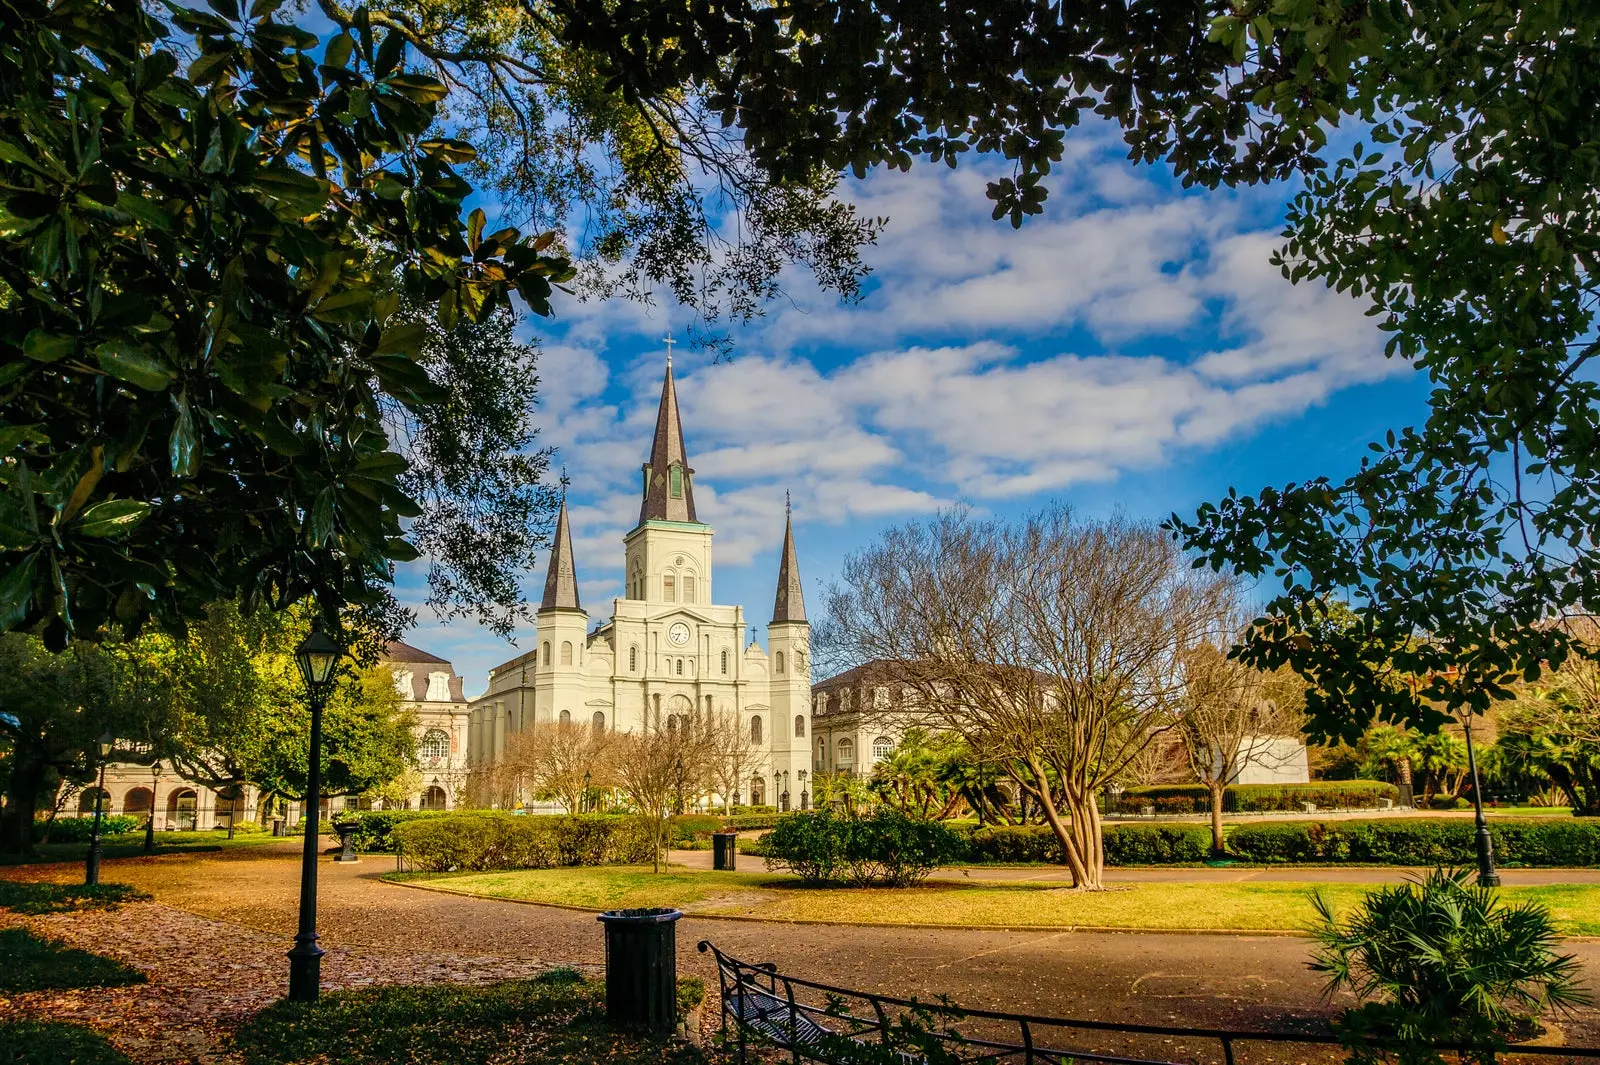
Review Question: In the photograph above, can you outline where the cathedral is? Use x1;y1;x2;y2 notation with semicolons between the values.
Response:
467;358;814;809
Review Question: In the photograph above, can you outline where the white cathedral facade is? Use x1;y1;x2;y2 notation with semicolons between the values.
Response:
467;359;814;809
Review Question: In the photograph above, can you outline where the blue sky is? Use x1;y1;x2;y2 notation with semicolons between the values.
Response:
395;121;1432;697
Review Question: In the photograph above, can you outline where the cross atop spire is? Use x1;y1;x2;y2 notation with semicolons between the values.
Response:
771;495;806;625
662;334;676;367
638;354;698;524
540;496;582;612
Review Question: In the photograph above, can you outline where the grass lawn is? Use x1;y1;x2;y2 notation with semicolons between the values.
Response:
0;1021;135;1065
232;970;707;1065
0;880;150;915
1486;806;1574;817
0;927;145;992
410;866;1600;935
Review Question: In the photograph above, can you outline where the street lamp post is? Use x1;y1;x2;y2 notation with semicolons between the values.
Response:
85;732;113;886
1463;714;1501;887
583;770;592;814
288;616;342;1002
144;763;159;855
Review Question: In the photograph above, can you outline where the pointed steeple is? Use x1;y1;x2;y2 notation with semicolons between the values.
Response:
771;492;806;624
541;495;582;611
639;345;698;524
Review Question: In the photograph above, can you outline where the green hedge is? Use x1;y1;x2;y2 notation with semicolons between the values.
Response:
719;813;790;831
327;810;457;852
1115;781;1399;814
34;816;142;842
762;810;965;886
392;814;658;872
1226;818;1600;866
962;824;1209;865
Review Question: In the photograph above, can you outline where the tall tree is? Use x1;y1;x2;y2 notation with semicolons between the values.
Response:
0;633;167;854
544;0;1600;741
820;506;1230;888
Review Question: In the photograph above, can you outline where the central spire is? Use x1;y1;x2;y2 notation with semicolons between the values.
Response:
540;495;581;611
771;493;806;624
639;350;698;524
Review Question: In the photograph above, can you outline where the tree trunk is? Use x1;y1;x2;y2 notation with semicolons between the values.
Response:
0;752;50;856
1027;758;1102;888
1209;781;1226;855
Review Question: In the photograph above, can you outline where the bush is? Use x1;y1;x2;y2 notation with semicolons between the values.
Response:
963;824;1209;865
331;810;456;852
1115;781;1399;814
1226;817;1600;866
763;810;964;886
34;815;142;842
667;815;723;843
719;813;789;831
392;814;660;872
1311;869;1587;1059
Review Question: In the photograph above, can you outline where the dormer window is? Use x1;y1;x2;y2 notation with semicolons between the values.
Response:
425;671;451;701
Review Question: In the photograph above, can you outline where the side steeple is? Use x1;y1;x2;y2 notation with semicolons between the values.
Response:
639;344;698;524
771;492;805;624
540;496;582;611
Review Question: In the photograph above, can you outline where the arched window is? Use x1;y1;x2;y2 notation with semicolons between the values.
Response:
794;715;806;739
750;716;763;745
629;645;638;672
669;466;683;498
77;788;110;814
663;574;676;602
559;709;572;725
592;711;606;731
720;649;729;674
542;641;551;666
775;651;785;674
420;729;450;765
873;736;893;761
560;641;573;665
675;658;683;676
421;786;448;811
837;738;854;768
682;575;696;603
796;651;806;672
750;775;765;806
122;787;154;820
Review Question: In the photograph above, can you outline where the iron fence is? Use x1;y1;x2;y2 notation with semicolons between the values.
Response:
698;940;1600;1065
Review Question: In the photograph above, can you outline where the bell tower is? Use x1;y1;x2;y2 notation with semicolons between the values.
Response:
624;345;713;607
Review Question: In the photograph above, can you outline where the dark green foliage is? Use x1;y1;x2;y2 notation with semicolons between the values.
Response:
1117;782;1399;814
326;810;452;853
667;815;724;843
717;813;788;831
392;814;656;871
0;880;150;914
232;976;708;1065
34;815;142;842
962;824;1209;865
0;1021;135;1065
1228;819;1600;867
1312;869;1588;1065
0;0;570;647
762;809;964;886
0;927;145;991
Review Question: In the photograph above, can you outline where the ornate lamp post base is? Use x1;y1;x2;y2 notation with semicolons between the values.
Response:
287;935;324;1001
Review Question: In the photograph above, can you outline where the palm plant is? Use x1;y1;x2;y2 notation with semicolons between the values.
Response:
1310;868;1587;1065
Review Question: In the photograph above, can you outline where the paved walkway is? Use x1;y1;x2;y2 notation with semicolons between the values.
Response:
9;843;1600;1051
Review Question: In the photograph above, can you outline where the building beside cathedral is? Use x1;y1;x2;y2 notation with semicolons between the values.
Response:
468;359;814;809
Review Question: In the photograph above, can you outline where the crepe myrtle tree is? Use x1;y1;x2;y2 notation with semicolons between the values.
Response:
819;506;1233;889
0;0;573;649
544;0;1600;744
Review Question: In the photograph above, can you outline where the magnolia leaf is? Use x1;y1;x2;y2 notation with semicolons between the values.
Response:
74;499;152;538
94;341;174;390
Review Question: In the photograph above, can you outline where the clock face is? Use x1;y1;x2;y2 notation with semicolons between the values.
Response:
667;622;691;646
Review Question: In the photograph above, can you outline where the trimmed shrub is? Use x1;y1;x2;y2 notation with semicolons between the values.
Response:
1226;817;1600;866
34;816;141;842
719;812;790;832
392;814;658;871
963;824;1209;865
667;815;723;843
1116;781;1399;814
763;810;963;886
333;810;456;852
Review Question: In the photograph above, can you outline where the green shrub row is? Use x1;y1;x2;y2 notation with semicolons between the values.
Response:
392;814;658;871
762;810;964;886
957;823;1210;865
1227;818;1600;866
324;810;456;852
33;816;143;842
1115;781;1399;814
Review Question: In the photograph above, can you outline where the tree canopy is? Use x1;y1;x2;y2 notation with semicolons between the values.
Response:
543;0;1600;741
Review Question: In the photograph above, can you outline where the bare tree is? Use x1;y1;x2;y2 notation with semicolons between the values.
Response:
703;707;762;813
613;723;711;871
1178;635;1308;853
523;721;616;812
819;506;1230;889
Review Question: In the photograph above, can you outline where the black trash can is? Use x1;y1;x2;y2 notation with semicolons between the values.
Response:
598;908;681;1035
271;818;286;837
712;831;738;871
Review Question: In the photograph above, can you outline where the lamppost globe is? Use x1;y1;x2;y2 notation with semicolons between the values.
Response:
295;619;341;692
97;732;113;758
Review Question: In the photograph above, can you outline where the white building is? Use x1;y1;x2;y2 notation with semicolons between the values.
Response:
469;359;814;808
382;640;471;810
